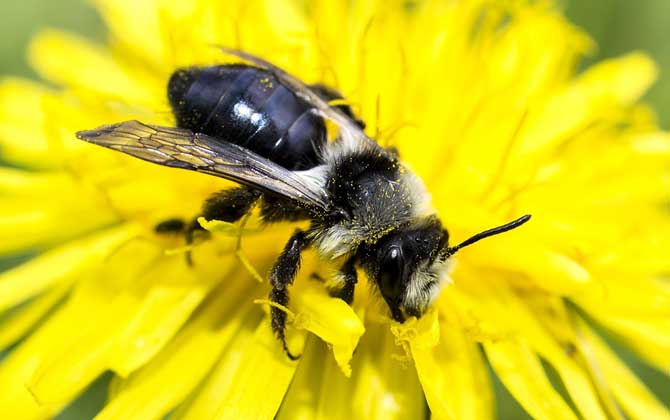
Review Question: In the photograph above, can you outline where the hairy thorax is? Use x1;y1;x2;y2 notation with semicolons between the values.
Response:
307;142;433;259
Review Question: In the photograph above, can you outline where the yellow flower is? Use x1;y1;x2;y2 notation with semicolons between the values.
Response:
1;0;669;419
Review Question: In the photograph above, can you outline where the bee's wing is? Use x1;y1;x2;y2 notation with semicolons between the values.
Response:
220;48;380;149
76;120;330;212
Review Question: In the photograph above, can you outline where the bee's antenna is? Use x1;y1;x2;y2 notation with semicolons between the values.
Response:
446;214;532;256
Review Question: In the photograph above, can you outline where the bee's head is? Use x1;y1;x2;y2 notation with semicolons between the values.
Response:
360;217;450;322
360;214;531;322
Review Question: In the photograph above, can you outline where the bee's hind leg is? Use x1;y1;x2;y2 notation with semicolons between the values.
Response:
201;187;262;224
270;229;310;360
185;187;262;266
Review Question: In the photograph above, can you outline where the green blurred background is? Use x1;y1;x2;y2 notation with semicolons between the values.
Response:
0;1;668;419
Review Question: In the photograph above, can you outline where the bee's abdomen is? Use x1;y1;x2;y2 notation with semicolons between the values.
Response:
168;65;326;170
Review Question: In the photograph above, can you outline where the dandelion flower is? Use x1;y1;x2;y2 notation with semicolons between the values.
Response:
1;0;669;419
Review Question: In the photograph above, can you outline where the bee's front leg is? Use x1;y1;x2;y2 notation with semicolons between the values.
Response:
269;229;310;360
329;257;357;304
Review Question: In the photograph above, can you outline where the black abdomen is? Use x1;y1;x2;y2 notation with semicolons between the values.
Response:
168;65;326;170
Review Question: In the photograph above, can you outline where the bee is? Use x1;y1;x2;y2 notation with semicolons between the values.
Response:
77;50;530;359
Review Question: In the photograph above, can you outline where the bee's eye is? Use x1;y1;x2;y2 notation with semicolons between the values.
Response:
379;245;404;300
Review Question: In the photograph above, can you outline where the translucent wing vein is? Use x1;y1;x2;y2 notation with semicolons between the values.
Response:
76;120;330;211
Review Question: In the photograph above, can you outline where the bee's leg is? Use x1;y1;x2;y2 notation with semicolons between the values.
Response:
270;229;309;360
329;257;357;304
259;196;311;222
153;217;198;264
185;187;261;266
207;188;263;280
154;218;187;234
202;187;262;223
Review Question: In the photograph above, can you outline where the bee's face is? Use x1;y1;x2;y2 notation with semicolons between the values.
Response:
362;218;449;322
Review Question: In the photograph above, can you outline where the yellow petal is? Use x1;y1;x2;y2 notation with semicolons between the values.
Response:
28;29;162;108
275;337;330;420
631;132;670;155
278;323;425;420
409;310;493;420
27;324;112;405
0;305;72;419
588;311;670;370
0;184;120;254
535;331;610;420
578;52;658;105
24;241;171;404
172;312;301;420
485;339;578;420
93;0;171;70
291;282;365;377
446;278;610;420
0;238;157;417
0;286;69;350
107;258;221;376
263;0;308;41
576;275;670;318
459;236;592;295
391;307;441;350
0;168;74;196
0;224;139;312
0;79;54;167
516;52;657;157
348;325;425;420
580;322;670;420
95;279;257;420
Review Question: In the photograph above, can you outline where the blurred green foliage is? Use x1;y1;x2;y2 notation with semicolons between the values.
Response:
0;1;668;419
0;0;103;78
